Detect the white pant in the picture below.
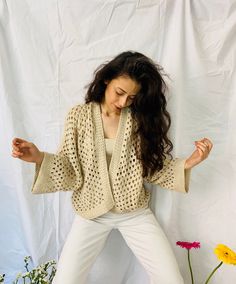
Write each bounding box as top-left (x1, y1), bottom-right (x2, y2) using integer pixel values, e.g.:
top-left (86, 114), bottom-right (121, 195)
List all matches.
top-left (52, 208), bottom-right (184, 284)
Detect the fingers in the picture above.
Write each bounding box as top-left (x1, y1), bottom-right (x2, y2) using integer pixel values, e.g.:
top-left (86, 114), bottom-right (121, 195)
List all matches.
top-left (196, 147), bottom-right (204, 156)
top-left (12, 137), bottom-right (28, 145)
top-left (195, 138), bottom-right (213, 151)
top-left (11, 151), bottom-right (23, 158)
top-left (12, 145), bottom-right (23, 155)
top-left (195, 141), bottom-right (207, 153)
top-left (200, 138), bottom-right (213, 150)
top-left (11, 137), bottom-right (32, 159)
top-left (12, 138), bottom-right (31, 149)
top-left (11, 148), bottom-right (24, 158)
top-left (194, 138), bottom-right (213, 159)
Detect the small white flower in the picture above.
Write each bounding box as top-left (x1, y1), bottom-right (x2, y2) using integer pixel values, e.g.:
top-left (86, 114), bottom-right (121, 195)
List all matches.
top-left (24, 256), bottom-right (31, 262)
top-left (11, 257), bottom-right (57, 283)
top-left (0, 273), bottom-right (5, 282)
top-left (22, 271), bottom-right (30, 277)
top-left (15, 273), bottom-right (22, 279)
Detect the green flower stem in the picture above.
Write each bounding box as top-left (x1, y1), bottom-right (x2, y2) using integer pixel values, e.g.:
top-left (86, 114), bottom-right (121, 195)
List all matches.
top-left (187, 250), bottom-right (194, 284)
top-left (204, 262), bottom-right (223, 284)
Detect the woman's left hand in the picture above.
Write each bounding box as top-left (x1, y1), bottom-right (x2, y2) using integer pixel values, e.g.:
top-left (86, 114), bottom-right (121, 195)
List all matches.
top-left (184, 138), bottom-right (213, 169)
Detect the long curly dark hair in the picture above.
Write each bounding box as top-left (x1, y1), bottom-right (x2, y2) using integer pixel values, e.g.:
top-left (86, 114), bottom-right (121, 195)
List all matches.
top-left (85, 51), bottom-right (173, 178)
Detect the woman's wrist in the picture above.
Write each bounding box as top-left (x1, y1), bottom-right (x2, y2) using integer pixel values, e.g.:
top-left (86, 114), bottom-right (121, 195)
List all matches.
top-left (35, 152), bottom-right (44, 165)
top-left (184, 158), bottom-right (193, 170)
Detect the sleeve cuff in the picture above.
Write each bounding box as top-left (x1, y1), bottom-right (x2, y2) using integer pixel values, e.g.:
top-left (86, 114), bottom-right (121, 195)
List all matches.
top-left (31, 152), bottom-right (55, 194)
top-left (174, 158), bottom-right (191, 193)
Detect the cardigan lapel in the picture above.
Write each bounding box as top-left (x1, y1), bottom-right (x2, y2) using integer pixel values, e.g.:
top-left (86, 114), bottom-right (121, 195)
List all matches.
top-left (108, 107), bottom-right (129, 181)
top-left (92, 102), bottom-right (129, 187)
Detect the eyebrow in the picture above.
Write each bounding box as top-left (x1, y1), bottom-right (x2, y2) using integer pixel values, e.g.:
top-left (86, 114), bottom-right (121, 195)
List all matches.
top-left (117, 87), bottom-right (127, 93)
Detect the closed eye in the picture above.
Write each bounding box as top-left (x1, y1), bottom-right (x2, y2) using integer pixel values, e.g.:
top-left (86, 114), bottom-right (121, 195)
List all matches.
top-left (116, 91), bottom-right (124, 96)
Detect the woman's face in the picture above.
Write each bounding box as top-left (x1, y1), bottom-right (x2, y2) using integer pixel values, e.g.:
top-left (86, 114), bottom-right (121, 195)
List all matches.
top-left (102, 75), bottom-right (141, 114)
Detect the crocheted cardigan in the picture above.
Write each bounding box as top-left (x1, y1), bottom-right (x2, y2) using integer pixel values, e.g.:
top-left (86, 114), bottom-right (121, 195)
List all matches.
top-left (32, 102), bottom-right (191, 219)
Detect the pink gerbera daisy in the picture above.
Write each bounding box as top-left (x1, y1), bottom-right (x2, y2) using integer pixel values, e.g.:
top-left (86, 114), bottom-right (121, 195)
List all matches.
top-left (176, 241), bottom-right (200, 250)
top-left (176, 241), bottom-right (201, 284)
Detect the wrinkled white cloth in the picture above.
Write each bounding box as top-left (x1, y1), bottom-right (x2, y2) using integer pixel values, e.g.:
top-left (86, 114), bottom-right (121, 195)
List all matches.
top-left (1, 0), bottom-right (236, 283)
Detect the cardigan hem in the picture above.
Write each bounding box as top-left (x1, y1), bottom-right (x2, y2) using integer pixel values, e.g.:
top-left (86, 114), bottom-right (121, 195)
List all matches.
top-left (73, 202), bottom-right (115, 219)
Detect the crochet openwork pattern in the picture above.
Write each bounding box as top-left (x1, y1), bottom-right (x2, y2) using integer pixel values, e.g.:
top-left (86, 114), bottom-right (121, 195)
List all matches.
top-left (32, 102), bottom-right (189, 219)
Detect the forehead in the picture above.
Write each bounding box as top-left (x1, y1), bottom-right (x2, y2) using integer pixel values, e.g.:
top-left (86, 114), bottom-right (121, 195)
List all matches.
top-left (112, 75), bottom-right (141, 94)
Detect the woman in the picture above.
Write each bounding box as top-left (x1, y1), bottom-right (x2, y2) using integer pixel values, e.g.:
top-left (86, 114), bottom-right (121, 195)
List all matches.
top-left (12, 51), bottom-right (213, 284)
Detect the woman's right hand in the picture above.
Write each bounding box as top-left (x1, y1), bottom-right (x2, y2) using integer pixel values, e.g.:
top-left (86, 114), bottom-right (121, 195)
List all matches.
top-left (11, 137), bottom-right (44, 165)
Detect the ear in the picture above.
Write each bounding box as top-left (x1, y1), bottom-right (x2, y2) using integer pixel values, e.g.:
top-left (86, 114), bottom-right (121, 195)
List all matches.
top-left (104, 80), bottom-right (109, 85)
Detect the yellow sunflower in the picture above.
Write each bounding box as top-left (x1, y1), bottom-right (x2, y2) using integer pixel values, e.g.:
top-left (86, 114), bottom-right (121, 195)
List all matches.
top-left (214, 244), bottom-right (236, 265)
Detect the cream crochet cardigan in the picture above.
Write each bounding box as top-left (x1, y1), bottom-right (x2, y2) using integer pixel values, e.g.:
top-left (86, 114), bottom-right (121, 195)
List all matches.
top-left (32, 102), bottom-right (190, 219)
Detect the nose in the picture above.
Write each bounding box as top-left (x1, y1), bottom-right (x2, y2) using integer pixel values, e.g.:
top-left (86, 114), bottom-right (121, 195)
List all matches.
top-left (118, 96), bottom-right (128, 108)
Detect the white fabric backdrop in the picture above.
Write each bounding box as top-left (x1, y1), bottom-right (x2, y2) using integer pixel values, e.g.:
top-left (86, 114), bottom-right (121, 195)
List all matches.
top-left (1, 0), bottom-right (236, 283)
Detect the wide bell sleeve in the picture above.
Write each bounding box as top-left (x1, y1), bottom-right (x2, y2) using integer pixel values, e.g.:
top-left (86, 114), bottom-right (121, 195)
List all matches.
top-left (31, 105), bottom-right (83, 194)
top-left (144, 158), bottom-right (191, 193)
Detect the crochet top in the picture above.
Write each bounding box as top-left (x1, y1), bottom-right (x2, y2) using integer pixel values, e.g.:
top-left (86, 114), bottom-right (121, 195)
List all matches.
top-left (31, 102), bottom-right (191, 219)
top-left (105, 138), bottom-right (115, 167)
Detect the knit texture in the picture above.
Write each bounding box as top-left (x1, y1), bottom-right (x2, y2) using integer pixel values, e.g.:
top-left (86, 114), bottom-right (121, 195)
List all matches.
top-left (32, 102), bottom-right (191, 219)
